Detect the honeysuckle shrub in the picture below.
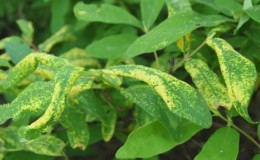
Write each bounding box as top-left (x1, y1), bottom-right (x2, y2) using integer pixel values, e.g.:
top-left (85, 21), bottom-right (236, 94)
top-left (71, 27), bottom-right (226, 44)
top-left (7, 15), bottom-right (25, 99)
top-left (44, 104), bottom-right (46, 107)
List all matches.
top-left (0, 0), bottom-right (260, 159)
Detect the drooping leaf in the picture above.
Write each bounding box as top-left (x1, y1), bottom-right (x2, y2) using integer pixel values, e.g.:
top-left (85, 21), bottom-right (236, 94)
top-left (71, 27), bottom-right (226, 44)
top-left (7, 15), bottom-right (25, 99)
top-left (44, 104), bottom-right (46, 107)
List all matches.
top-left (103, 65), bottom-right (212, 127)
top-left (86, 34), bottom-right (137, 59)
top-left (74, 2), bottom-right (141, 28)
top-left (206, 38), bottom-right (257, 122)
top-left (116, 85), bottom-right (201, 158)
top-left (50, 0), bottom-right (69, 33)
top-left (60, 100), bottom-right (89, 150)
top-left (125, 11), bottom-right (229, 58)
top-left (184, 59), bottom-right (231, 110)
top-left (75, 90), bottom-right (116, 141)
top-left (39, 26), bottom-right (74, 52)
top-left (16, 19), bottom-right (34, 43)
top-left (24, 135), bottom-right (65, 156)
top-left (195, 127), bottom-right (239, 160)
top-left (140, 0), bottom-right (165, 30)
top-left (245, 5), bottom-right (260, 23)
top-left (116, 121), bottom-right (175, 159)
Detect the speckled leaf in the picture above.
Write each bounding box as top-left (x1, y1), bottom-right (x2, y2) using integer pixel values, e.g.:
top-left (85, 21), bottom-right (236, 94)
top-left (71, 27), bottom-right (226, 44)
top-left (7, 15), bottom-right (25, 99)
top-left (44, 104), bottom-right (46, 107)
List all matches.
top-left (195, 127), bottom-right (239, 160)
top-left (184, 59), bottom-right (231, 110)
top-left (103, 65), bottom-right (212, 128)
top-left (74, 90), bottom-right (116, 141)
top-left (60, 101), bottom-right (89, 150)
top-left (16, 19), bottom-right (34, 43)
top-left (166, 0), bottom-right (191, 16)
top-left (125, 11), bottom-right (229, 58)
top-left (245, 5), bottom-right (260, 23)
top-left (24, 135), bottom-right (65, 156)
top-left (206, 38), bottom-right (257, 122)
top-left (116, 121), bottom-right (175, 159)
top-left (0, 81), bottom-right (54, 125)
top-left (39, 26), bottom-right (74, 52)
top-left (74, 2), bottom-right (141, 28)
top-left (117, 85), bottom-right (202, 158)
top-left (86, 34), bottom-right (137, 59)
top-left (141, 0), bottom-right (165, 30)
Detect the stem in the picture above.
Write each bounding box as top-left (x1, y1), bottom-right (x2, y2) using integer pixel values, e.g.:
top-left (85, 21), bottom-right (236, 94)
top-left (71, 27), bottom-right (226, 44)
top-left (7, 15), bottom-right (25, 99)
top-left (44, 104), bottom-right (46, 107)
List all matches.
top-left (215, 112), bottom-right (260, 149)
top-left (153, 51), bottom-right (160, 69)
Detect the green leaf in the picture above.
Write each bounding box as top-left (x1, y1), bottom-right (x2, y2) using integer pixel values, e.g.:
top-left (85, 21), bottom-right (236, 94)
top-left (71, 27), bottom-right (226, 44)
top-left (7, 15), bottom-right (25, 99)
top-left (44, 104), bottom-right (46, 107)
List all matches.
top-left (16, 19), bottom-right (34, 42)
top-left (166, 0), bottom-right (191, 16)
top-left (206, 38), bottom-right (257, 122)
top-left (184, 59), bottom-right (231, 110)
top-left (50, 0), bottom-right (69, 33)
top-left (86, 34), bottom-right (137, 59)
top-left (103, 65), bottom-right (212, 128)
top-left (125, 11), bottom-right (229, 58)
top-left (4, 37), bottom-right (32, 64)
top-left (60, 101), bottom-right (89, 150)
top-left (193, 0), bottom-right (242, 17)
top-left (116, 121), bottom-right (175, 159)
top-left (253, 154), bottom-right (260, 160)
top-left (75, 90), bottom-right (116, 141)
top-left (140, 0), bottom-right (165, 30)
top-left (74, 2), bottom-right (141, 28)
top-left (117, 85), bottom-right (201, 158)
top-left (39, 26), bottom-right (74, 52)
top-left (24, 135), bottom-right (65, 156)
top-left (5, 151), bottom-right (54, 160)
top-left (245, 5), bottom-right (260, 23)
top-left (195, 127), bottom-right (239, 160)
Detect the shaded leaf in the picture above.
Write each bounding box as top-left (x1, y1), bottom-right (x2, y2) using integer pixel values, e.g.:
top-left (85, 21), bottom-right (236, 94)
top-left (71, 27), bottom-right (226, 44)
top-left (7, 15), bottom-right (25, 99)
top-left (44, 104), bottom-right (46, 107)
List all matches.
top-left (116, 121), bottom-right (175, 158)
top-left (86, 34), bottom-right (137, 59)
top-left (74, 2), bottom-right (141, 28)
top-left (246, 5), bottom-right (260, 23)
top-left (103, 65), bottom-right (212, 127)
top-left (206, 38), bottom-right (257, 122)
top-left (195, 127), bottom-right (239, 160)
top-left (184, 59), bottom-right (231, 110)
top-left (125, 11), bottom-right (229, 58)
top-left (24, 135), bottom-right (65, 156)
top-left (140, 0), bottom-right (165, 30)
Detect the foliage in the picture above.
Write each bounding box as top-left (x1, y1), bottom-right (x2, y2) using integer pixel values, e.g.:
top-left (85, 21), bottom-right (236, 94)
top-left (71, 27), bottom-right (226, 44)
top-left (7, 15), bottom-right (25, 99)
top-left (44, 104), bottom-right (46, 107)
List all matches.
top-left (0, 0), bottom-right (260, 159)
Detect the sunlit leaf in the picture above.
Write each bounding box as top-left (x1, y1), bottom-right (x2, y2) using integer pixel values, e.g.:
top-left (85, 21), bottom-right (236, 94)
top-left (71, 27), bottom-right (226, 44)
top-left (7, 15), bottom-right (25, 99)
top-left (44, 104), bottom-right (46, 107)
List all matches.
top-left (206, 38), bottom-right (257, 122)
top-left (195, 127), bottom-right (239, 160)
top-left (16, 19), bottom-right (34, 43)
top-left (103, 65), bottom-right (212, 127)
top-left (184, 59), bottom-right (231, 110)
top-left (125, 11), bottom-right (229, 58)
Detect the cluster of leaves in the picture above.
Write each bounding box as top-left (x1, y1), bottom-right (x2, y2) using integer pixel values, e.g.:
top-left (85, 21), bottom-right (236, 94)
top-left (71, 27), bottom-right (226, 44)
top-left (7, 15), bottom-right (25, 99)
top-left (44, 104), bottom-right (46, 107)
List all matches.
top-left (0, 0), bottom-right (260, 159)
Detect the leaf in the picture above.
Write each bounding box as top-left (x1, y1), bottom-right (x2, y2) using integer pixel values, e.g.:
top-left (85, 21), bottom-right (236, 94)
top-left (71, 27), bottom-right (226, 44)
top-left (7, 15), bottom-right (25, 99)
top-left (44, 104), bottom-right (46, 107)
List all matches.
top-left (50, 0), bottom-right (69, 33)
top-left (60, 101), bottom-right (89, 150)
top-left (4, 37), bottom-right (32, 64)
top-left (117, 85), bottom-right (202, 158)
top-left (38, 26), bottom-right (74, 52)
top-left (74, 2), bottom-right (141, 28)
top-left (103, 65), bottom-right (212, 127)
top-left (253, 154), bottom-right (260, 160)
top-left (125, 11), bottom-right (229, 58)
top-left (24, 135), bottom-right (65, 156)
top-left (116, 121), bottom-right (175, 159)
top-left (86, 34), bottom-right (137, 59)
top-left (195, 127), bottom-right (239, 160)
top-left (193, 0), bottom-right (242, 17)
top-left (0, 82), bottom-right (54, 125)
top-left (166, 0), bottom-right (191, 16)
top-left (184, 59), bottom-right (231, 110)
top-left (140, 0), bottom-right (165, 30)
top-left (206, 38), bottom-right (257, 122)
top-left (75, 90), bottom-right (116, 141)
top-left (245, 5), bottom-right (260, 23)
top-left (16, 19), bottom-right (34, 43)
